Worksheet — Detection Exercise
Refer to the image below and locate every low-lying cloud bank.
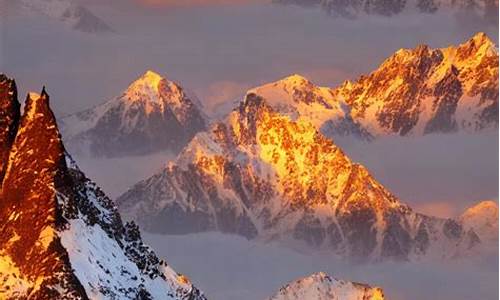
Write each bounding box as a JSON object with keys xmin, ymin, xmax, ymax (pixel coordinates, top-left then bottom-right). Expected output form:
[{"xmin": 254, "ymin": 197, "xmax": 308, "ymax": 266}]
[
  {"xmin": 143, "ymin": 232, "xmax": 499, "ymax": 300},
  {"xmin": 337, "ymin": 131, "xmax": 499, "ymax": 217}
]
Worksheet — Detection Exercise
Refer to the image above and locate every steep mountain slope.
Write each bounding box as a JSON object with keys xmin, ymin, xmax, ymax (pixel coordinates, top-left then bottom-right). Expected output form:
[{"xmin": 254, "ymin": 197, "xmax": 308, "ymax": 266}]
[
  {"xmin": 16, "ymin": 0, "xmax": 113, "ymax": 33},
  {"xmin": 61, "ymin": 70, "xmax": 207, "ymax": 157},
  {"xmin": 0, "ymin": 76, "xmax": 206, "ymax": 299},
  {"xmin": 0, "ymin": 75, "xmax": 20, "ymax": 184},
  {"xmin": 460, "ymin": 200, "xmax": 498, "ymax": 244},
  {"xmin": 275, "ymin": 0, "xmax": 498, "ymax": 21},
  {"xmin": 333, "ymin": 32, "xmax": 498, "ymax": 136},
  {"xmin": 229, "ymin": 33, "xmax": 497, "ymax": 141},
  {"xmin": 118, "ymin": 93, "xmax": 481, "ymax": 262},
  {"xmin": 247, "ymin": 74, "xmax": 372, "ymax": 140},
  {"xmin": 268, "ymin": 272, "xmax": 385, "ymax": 300}
]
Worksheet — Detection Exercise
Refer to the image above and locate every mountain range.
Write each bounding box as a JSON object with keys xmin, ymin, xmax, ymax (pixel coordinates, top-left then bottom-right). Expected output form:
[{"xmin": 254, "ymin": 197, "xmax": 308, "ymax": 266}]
[
  {"xmin": 228, "ymin": 32, "xmax": 498, "ymax": 140},
  {"xmin": 60, "ymin": 33, "xmax": 498, "ymax": 159},
  {"xmin": 274, "ymin": 0, "xmax": 498, "ymax": 22},
  {"xmin": 117, "ymin": 90, "xmax": 496, "ymax": 261},
  {"xmin": 60, "ymin": 70, "xmax": 207, "ymax": 157},
  {"xmin": 0, "ymin": 74, "xmax": 206, "ymax": 299},
  {"xmin": 0, "ymin": 73, "xmax": 397, "ymax": 299}
]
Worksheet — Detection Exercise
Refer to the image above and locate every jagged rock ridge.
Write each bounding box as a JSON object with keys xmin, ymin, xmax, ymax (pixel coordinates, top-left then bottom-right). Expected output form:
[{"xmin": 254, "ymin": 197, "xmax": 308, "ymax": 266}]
[
  {"xmin": 0, "ymin": 75, "xmax": 206, "ymax": 300},
  {"xmin": 61, "ymin": 70, "xmax": 207, "ymax": 157},
  {"xmin": 268, "ymin": 272, "xmax": 385, "ymax": 300},
  {"xmin": 118, "ymin": 93, "xmax": 483, "ymax": 262},
  {"xmin": 237, "ymin": 33, "xmax": 498, "ymax": 140},
  {"xmin": 333, "ymin": 32, "xmax": 498, "ymax": 136}
]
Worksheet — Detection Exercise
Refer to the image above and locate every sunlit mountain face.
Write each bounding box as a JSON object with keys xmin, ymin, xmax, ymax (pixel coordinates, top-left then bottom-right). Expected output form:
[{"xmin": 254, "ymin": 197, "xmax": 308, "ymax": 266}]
[
  {"xmin": 0, "ymin": 75, "xmax": 207, "ymax": 300},
  {"xmin": 0, "ymin": 1, "xmax": 498, "ymax": 300}
]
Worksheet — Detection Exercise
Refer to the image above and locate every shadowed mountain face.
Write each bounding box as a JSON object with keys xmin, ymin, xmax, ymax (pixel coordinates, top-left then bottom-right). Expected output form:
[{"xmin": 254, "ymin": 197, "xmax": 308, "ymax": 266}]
[
  {"xmin": 268, "ymin": 272, "xmax": 385, "ymax": 300},
  {"xmin": 118, "ymin": 92, "xmax": 490, "ymax": 262},
  {"xmin": 60, "ymin": 70, "xmax": 207, "ymax": 157},
  {"xmin": 0, "ymin": 75, "xmax": 206, "ymax": 300}
]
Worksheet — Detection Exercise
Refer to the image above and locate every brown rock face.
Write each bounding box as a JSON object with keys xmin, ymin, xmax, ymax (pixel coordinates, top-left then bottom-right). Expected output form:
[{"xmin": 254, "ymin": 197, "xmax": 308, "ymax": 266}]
[
  {"xmin": 0, "ymin": 75, "xmax": 20, "ymax": 184},
  {"xmin": 0, "ymin": 89, "xmax": 86, "ymax": 298},
  {"xmin": 0, "ymin": 81, "xmax": 207, "ymax": 299}
]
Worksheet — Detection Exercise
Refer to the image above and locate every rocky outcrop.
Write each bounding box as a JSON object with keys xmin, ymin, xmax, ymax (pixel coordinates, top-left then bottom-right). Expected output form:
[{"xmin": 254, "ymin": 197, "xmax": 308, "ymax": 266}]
[
  {"xmin": 0, "ymin": 77, "xmax": 207, "ymax": 300},
  {"xmin": 0, "ymin": 75, "xmax": 20, "ymax": 184}
]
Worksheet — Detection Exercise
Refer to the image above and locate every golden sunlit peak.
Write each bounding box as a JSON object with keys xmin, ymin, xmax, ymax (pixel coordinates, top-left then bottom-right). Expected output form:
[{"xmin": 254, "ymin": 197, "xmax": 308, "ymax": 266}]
[
  {"xmin": 139, "ymin": 69, "xmax": 164, "ymax": 86},
  {"xmin": 279, "ymin": 73, "xmax": 310, "ymax": 84},
  {"xmin": 27, "ymin": 92, "xmax": 41, "ymax": 100},
  {"xmin": 470, "ymin": 32, "xmax": 491, "ymax": 44},
  {"xmin": 124, "ymin": 69, "xmax": 166, "ymax": 101}
]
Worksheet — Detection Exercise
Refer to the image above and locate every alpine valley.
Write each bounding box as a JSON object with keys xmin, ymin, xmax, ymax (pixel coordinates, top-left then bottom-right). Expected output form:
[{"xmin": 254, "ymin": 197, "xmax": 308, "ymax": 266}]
[{"xmin": 0, "ymin": 74, "xmax": 206, "ymax": 300}]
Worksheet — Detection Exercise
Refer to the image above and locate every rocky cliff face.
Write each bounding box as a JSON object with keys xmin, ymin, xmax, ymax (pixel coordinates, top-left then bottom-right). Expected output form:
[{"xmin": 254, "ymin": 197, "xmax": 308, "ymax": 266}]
[
  {"xmin": 0, "ymin": 75, "xmax": 206, "ymax": 300},
  {"xmin": 61, "ymin": 70, "xmax": 207, "ymax": 157},
  {"xmin": 0, "ymin": 75, "xmax": 20, "ymax": 184},
  {"xmin": 333, "ymin": 32, "xmax": 498, "ymax": 136},
  {"xmin": 268, "ymin": 272, "xmax": 385, "ymax": 300},
  {"xmin": 118, "ymin": 93, "xmax": 482, "ymax": 262}
]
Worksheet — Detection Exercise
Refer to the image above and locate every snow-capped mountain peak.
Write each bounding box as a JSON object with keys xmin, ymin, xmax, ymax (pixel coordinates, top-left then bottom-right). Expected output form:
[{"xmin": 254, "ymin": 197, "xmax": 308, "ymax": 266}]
[
  {"xmin": 268, "ymin": 272, "xmax": 385, "ymax": 300},
  {"xmin": 243, "ymin": 73, "xmax": 373, "ymax": 140},
  {"xmin": 248, "ymin": 73, "xmax": 336, "ymax": 109},
  {"xmin": 124, "ymin": 70, "xmax": 165, "ymax": 103},
  {"xmin": 118, "ymin": 92, "xmax": 482, "ymax": 261},
  {"xmin": 460, "ymin": 200, "xmax": 499, "ymax": 244},
  {"xmin": 332, "ymin": 32, "xmax": 498, "ymax": 136},
  {"xmin": 60, "ymin": 70, "xmax": 207, "ymax": 157}
]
